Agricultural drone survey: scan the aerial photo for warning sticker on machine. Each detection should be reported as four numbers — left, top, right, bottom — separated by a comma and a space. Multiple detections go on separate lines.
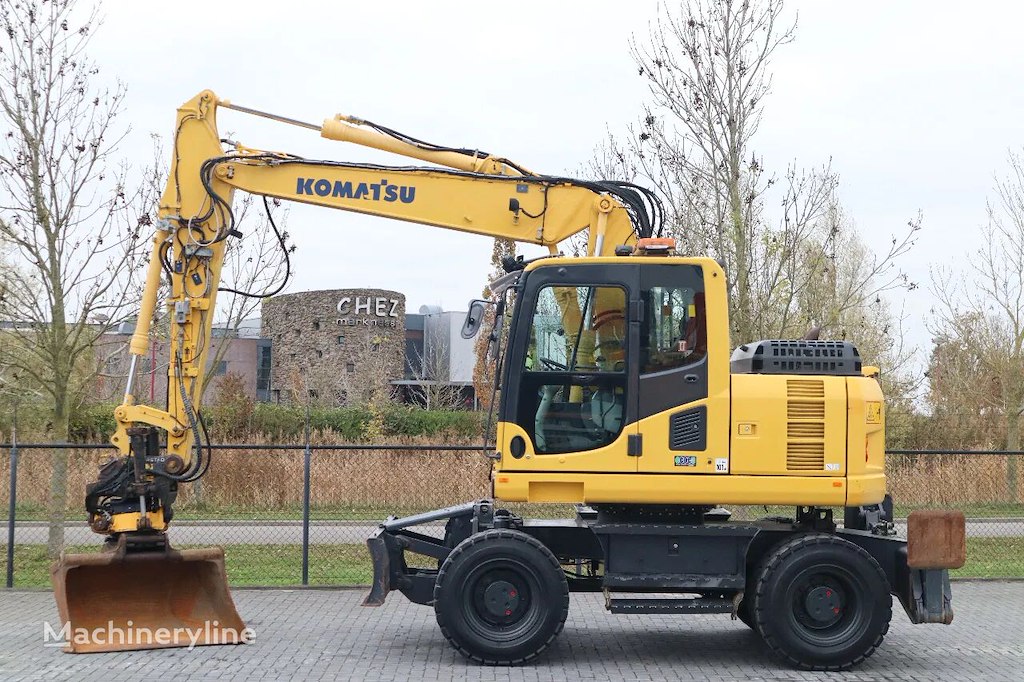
825, 462, 841, 471
715, 458, 728, 472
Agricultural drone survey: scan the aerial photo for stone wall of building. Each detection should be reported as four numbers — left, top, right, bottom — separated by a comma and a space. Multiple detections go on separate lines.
261, 289, 406, 404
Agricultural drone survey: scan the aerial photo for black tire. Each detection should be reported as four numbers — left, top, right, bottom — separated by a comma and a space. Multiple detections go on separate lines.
754, 533, 892, 671
737, 549, 772, 631
736, 596, 756, 630
434, 528, 569, 665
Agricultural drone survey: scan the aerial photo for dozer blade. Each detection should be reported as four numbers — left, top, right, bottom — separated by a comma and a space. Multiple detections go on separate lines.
51, 539, 247, 653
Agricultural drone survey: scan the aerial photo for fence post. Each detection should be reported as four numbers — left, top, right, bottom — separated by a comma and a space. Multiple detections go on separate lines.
6, 406, 18, 588
301, 402, 311, 586
1010, 455, 1019, 504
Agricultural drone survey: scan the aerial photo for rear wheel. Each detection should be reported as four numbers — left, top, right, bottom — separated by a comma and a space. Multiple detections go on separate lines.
434, 529, 568, 665
754, 533, 892, 671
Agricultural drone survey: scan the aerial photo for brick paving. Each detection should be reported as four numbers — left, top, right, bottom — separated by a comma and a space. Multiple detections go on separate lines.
0, 582, 1021, 681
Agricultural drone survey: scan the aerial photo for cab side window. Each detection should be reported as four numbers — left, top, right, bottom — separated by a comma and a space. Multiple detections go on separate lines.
641, 283, 706, 374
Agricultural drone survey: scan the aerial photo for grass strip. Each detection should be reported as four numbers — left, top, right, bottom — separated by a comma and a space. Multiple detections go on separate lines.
3, 536, 1021, 588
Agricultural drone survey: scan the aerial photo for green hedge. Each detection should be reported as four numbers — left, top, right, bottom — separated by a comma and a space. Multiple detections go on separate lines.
69, 401, 483, 442
69, 403, 118, 442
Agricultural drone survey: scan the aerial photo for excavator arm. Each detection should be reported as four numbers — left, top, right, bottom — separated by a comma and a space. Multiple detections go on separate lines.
113, 90, 649, 474
53, 90, 659, 652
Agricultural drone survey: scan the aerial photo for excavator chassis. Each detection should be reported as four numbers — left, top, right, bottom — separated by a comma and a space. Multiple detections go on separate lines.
52, 533, 247, 653
365, 500, 962, 669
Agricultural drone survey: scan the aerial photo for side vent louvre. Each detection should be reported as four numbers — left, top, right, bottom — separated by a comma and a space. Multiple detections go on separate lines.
669, 407, 707, 451
787, 379, 825, 398
788, 402, 825, 420
786, 380, 826, 471
788, 422, 825, 439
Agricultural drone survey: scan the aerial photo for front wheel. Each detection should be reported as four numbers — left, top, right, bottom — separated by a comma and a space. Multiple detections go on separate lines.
754, 533, 892, 671
434, 529, 569, 665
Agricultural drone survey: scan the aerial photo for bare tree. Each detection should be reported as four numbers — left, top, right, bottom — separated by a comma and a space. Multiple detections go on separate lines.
603, 0, 917, 348
0, 0, 153, 556
928, 149, 1024, 499
630, 0, 801, 341
793, 200, 921, 394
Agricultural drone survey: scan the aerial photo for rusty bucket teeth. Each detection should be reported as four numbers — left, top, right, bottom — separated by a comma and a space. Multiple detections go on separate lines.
51, 540, 247, 653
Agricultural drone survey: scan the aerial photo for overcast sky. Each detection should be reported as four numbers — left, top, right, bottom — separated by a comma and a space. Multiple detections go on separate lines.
85, 0, 1024, 366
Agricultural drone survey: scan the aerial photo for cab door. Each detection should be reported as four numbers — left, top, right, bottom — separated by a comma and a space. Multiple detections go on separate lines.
497, 262, 640, 473
635, 263, 729, 474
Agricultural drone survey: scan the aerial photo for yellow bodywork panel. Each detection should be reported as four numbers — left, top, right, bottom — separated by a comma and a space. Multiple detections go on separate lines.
493, 471, 849, 506
845, 375, 887, 506
633, 398, 728, 474
496, 421, 637, 473
729, 374, 848, 477
109, 510, 167, 534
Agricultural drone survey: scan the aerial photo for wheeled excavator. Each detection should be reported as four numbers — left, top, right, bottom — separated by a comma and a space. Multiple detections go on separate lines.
53, 91, 965, 670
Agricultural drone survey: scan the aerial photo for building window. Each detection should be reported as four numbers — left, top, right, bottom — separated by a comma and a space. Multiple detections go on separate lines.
405, 338, 424, 379
337, 334, 345, 345
213, 360, 228, 376
257, 343, 272, 392
346, 362, 355, 374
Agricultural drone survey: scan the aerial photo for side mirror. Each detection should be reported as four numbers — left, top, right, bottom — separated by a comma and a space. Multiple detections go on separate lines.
461, 299, 488, 339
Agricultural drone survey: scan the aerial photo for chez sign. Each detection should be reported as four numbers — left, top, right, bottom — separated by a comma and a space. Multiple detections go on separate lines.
336, 296, 401, 328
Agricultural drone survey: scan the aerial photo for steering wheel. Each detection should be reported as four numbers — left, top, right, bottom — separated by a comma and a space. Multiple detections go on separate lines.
539, 357, 568, 371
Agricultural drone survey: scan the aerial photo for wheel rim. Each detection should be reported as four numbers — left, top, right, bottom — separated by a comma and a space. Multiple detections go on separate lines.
784, 563, 871, 648
460, 557, 544, 643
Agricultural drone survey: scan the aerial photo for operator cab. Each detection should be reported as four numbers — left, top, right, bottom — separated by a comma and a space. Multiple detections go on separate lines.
495, 257, 713, 464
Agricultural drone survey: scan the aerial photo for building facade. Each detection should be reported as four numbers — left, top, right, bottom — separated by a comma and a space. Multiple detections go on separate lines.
92, 325, 267, 405
262, 289, 406, 404
85, 288, 476, 407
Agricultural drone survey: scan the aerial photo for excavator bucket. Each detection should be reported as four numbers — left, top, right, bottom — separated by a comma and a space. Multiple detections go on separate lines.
51, 539, 247, 653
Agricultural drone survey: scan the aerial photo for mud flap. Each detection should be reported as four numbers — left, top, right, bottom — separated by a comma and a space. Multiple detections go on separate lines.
362, 527, 392, 607
51, 536, 247, 653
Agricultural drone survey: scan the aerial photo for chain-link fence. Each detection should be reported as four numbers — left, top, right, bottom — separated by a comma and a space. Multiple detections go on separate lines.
2, 442, 1021, 587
